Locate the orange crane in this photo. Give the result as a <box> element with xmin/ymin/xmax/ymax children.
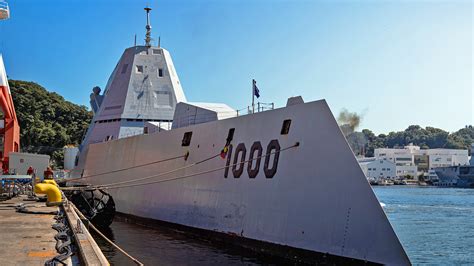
<box><xmin>0</xmin><ymin>1</ymin><xmax>19</xmax><ymax>173</ymax></box>
<box><xmin>0</xmin><ymin>54</ymin><xmax>20</xmax><ymax>174</ymax></box>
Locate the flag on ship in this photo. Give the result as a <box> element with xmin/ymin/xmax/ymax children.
<box><xmin>253</xmin><ymin>79</ymin><xmax>260</xmax><ymax>98</ymax></box>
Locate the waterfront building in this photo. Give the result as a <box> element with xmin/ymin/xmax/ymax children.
<box><xmin>359</xmin><ymin>158</ymin><xmax>396</xmax><ymax>180</ymax></box>
<box><xmin>374</xmin><ymin>144</ymin><xmax>468</xmax><ymax>178</ymax></box>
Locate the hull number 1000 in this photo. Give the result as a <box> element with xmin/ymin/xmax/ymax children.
<box><xmin>224</xmin><ymin>139</ymin><xmax>280</xmax><ymax>179</ymax></box>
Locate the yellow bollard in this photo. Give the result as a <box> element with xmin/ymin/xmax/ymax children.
<box><xmin>34</xmin><ymin>183</ymin><xmax>62</xmax><ymax>206</ymax></box>
<box><xmin>42</xmin><ymin>179</ymin><xmax>58</xmax><ymax>187</ymax></box>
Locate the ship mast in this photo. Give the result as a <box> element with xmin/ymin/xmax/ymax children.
<box><xmin>144</xmin><ymin>6</ymin><xmax>152</xmax><ymax>47</ymax></box>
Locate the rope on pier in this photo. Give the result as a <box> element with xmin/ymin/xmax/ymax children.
<box><xmin>63</xmin><ymin>142</ymin><xmax>300</xmax><ymax>191</ymax></box>
<box><xmin>70</xmin><ymin>203</ymin><xmax>144</xmax><ymax>266</ymax></box>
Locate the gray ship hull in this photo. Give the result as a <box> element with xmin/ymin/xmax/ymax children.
<box><xmin>73</xmin><ymin>99</ymin><xmax>410</xmax><ymax>265</ymax></box>
<box><xmin>435</xmin><ymin>166</ymin><xmax>474</xmax><ymax>188</ymax></box>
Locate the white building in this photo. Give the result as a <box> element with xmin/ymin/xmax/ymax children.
<box><xmin>395</xmin><ymin>165</ymin><xmax>418</xmax><ymax>178</ymax></box>
<box><xmin>9</xmin><ymin>152</ymin><xmax>50</xmax><ymax>179</ymax></box>
<box><xmin>374</xmin><ymin>144</ymin><xmax>469</xmax><ymax>178</ymax></box>
<box><xmin>359</xmin><ymin>158</ymin><xmax>396</xmax><ymax>180</ymax></box>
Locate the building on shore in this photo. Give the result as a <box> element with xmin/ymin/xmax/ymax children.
<box><xmin>357</xmin><ymin>144</ymin><xmax>469</xmax><ymax>181</ymax></box>
<box><xmin>374</xmin><ymin>144</ymin><xmax>468</xmax><ymax>178</ymax></box>
<box><xmin>359</xmin><ymin>158</ymin><xmax>396</xmax><ymax>181</ymax></box>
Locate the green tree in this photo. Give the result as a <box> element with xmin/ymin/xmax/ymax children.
<box><xmin>346</xmin><ymin>125</ymin><xmax>473</xmax><ymax>157</ymax></box>
<box><xmin>9</xmin><ymin>80</ymin><xmax>92</xmax><ymax>167</ymax></box>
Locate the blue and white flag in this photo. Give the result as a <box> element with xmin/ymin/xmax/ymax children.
<box><xmin>253</xmin><ymin>80</ymin><xmax>260</xmax><ymax>98</ymax></box>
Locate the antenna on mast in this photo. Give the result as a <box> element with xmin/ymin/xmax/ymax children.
<box><xmin>144</xmin><ymin>6</ymin><xmax>153</xmax><ymax>47</ymax></box>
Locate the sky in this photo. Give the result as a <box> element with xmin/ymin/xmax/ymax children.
<box><xmin>0</xmin><ymin>0</ymin><xmax>472</xmax><ymax>134</ymax></box>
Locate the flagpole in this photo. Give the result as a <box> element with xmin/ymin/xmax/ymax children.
<box><xmin>252</xmin><ymin>79</ymin><xmax>255</xmax><ymax>113</ymax></box>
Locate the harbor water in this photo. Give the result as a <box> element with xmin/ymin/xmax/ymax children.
<box><xmin>96</xmin><ymin>187</ymin><xmax>474</xmax><ymax>265</ymax></box>
<box><xmin>375</xmin><ymin>187</ymin><xmax>474</xmax><ymax>265</ymax></box>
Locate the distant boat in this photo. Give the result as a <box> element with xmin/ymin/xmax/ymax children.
<box><xmin>434</xmin><ymin>166</ymin><xmax>474</xmax><ymax>188</ymax></box>
<box><xmin>377</xmin><ymin>178</ymin><xmax>394</xmax><ymax>186</ymax></box>
<box><xmin>394</xmin><ymin>180</ymin><xmax>407</xmax><ymax>185</ymax></box>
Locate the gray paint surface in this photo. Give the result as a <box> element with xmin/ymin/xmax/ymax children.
<box><xmin>73</xmin><ymin>42</ymin><xmax>410</xmax><ymax>264</ymax></box>
<box><xmin>80</xmin><ymin>45</ymin><xmax>186</xmax><ymax>148</ymax></box>
<box><xmin>75</xmin><ymin>100</ymin><xmax>410</xmax><ymax>265</ymax></box>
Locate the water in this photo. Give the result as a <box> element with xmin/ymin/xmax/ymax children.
<box><xmin>94</xmin><ymin>220</ymin><xmax>282</xmax><ymax>265</ymax></box>
<box><xmin>373</xmin><ymin>187</ymin><xmax>474</xmax><ymax>265</ymax></box>
<box><xmin>96</xmin><ymin>187</ymin><xmax>474</xmax><ymax>265</ymax></box>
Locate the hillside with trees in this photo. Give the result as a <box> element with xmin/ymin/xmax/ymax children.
<box><xmin>9</xmin><ymin>80</ymin><xmax>92</xmax><ymax>166</ymax></box>
<box><xmin>346</xmin><ymin>125</ymin><xmax>474</xmax><ymax>157</ymax></box>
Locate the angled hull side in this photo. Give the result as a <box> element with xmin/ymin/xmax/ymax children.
<box><xmin>76</xmin><ymin>100</ymin><xmax>410</xmax><ymax>265</ymax></box>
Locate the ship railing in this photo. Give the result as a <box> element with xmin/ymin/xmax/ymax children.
<box><xmin>255</xmin><ymin>102</ymin><xmax>275</xmax><ymax>113</ymax></box>
<box><xmin>237</xmin><ymin>102</ymin><xmax>275</xmax><ymax>116</ymax></box>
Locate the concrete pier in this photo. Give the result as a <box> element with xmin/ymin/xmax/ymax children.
<box><xmin>0</xmin><ymin>195</ymin><xmax>108</xmax><ymax>265</ymax></box>
<box><xmin>0</xmin><ymin>196</ymin><xmax>64</xmax><ymax>265</ymax></box>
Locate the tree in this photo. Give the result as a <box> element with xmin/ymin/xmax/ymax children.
<box><xmin>9</xmin><ymin>80</ymin><xmax>92</xmax><ymax>167</ymax></box>
<box><xmin>346</xmin><ymin>125</ymin><xmax>473</xmax><ymax>157</ymax></box>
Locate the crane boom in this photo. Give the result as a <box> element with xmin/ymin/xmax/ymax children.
<box><xmin>0</xmin><ymin>54</ymin><xmax>20</xmax><ymax>173</ymax></box>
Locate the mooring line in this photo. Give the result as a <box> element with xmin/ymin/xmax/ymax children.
<box><xmin>66</xmin><ymin>153</ymin><xmax>188</xmax><ymax>182</ymax></box>
<box><xmin>70</xmin><ymin>203</ymin><xmax>144</xmax><ymax>266</ymax></box>
<box><xmin>61</xmin><ymin>152</ymin><xmax>222</xmax><ymax>191</ymax></box>
<box><xmin>63</xmin><ymin>142</ymin><xmax>299</xmax><ymax>191</ymax></box>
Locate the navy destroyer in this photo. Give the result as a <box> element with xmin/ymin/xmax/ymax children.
<box><xmin>71</xmin><ymin>7</ymin><xmax>410</xmax><ymax>265</ymax></box>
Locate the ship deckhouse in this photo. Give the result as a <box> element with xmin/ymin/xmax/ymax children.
<box><xmin>82</xmin><ymin>8</ymin><xmax>188</xmax><ymax>147</ymax></box>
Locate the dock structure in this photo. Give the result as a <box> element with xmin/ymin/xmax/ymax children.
<box><xmin>63</xmin><ymin>199</ymin><xmax>109</xmax><ymax>265</ymax></box>
<box><xmin>0</xmin><ymin>195</ymin><xmax>108</xmax><ymax>265</ymax></box>
<box><xmin>0</xmin><ymin>196</ymin><xmax>61</xmax><ymax>265</ymax></box>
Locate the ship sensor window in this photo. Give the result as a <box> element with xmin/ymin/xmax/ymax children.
<box><xmin>121</xmin><ymin>64</ymin><xmax>128</xmax><ymax>74</ymax></box>
<box><xmin>158</xmin><ymin>68</ymin><xmax>163</xmax><ymax>77</ymax></box>
<box><xmin>182</xmin><ymin>132</ymin><xmax>192</xmax><ymax>146</ymax></box>
<box><xmin>281</xmin><ymin>119</ymin><xmax>292</xmax><ymax>135</ymax></box>
<box><xmin>153</xmin><ymin>49</ymin><xmax>161</xmax><ymax>55</ymax></box>
<box><xmin>136</xmin><ymin>65</ymin><xmax>144</xmax><ymax>73</ymax></box>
